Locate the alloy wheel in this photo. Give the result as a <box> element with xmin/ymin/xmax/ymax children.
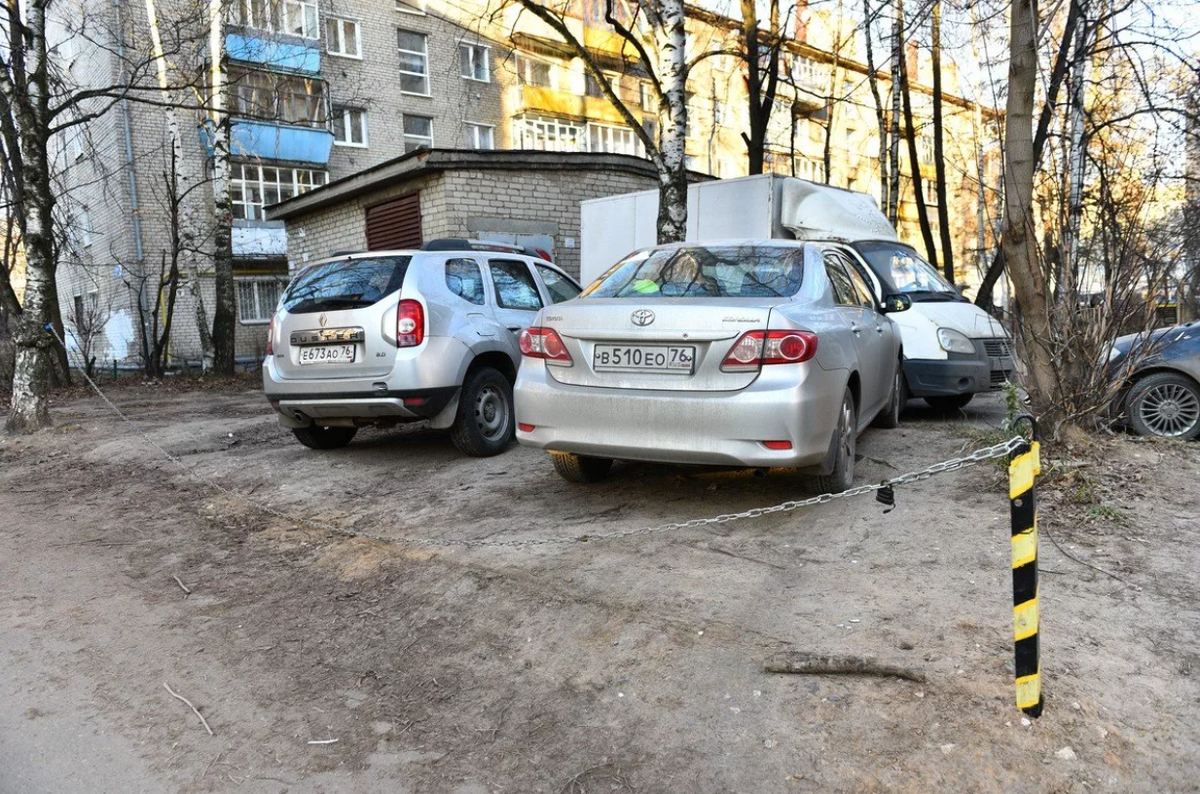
<box><xmin>1138</xmin><ymin>382</ymin><xmax>1200</xmax><ymax>437</ymax></box>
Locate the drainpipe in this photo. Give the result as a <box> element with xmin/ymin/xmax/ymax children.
<box><xmin>113</xmin><ymin>0</ymin><xmax>149</xmax><ymax>349</ymax></box>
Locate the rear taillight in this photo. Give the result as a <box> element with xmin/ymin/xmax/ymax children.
<box><xmin>397</xmin><ymin>300</ymin><xmax>424</xmax><ymax>347</ymax></box>
<box><xmin>518</xmin><ymin>327</ymin><xmax>572</xmax><ymax>365</ymax></box>
<box><xmin>721</xmin><ymin>330</ymin><xmax>818</xmax><ymax>371</ymax></box>
<box><xmin>266</xmin><ymin>316</ymin><xmax>275</xmax><ymax>356</ymax></box>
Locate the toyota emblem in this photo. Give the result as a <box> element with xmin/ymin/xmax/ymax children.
<box><xmin>319</xmin><ymin>313</ymin><xmax>328</xmax><ymax>327</ymax></box>
<box><xmin>631</xmin><ymin>309</ymin><xmax>656</xmax><ymax>326</ymax></box>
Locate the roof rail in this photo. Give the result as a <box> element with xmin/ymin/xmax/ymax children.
<box><xmin>328</xmin><ymin>250</ymin><xmax>366</xmax><ymax>257</ymax></box>
<box><xmin>420</xmin><ymin>238</ymin><xmax>553</xmax><ymax>262</ymax></box>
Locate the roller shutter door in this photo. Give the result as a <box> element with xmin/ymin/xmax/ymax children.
<box><xmin>365</xmin><ymin>193</ymin><xmax>422</xmax><ymax>250</ymax></box>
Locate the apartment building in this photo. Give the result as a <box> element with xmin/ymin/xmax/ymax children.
<box><xmin>52</xmin><ymin>0</ymin><xmax>1000</xmax><ymax>366</ymax></box>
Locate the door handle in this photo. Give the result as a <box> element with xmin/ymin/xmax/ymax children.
<box><xmin>850</xmin><ymin>324</ymin><xmax>862</xmax><ymax>336</ymax></box>
<box><xmin>875</xmin><ymin>325</ymin><xmax>884</xmax><ymax>334</ymax></box>
<box><xmin>506</xmin><ymin>325</ymin><xmax>521</xmax><ymax>332</ymax></box>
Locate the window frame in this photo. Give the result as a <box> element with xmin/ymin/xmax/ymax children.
<box><xmin>535</xmin><ymin>264</ymin><xmax>581</xmax><ymax>305</ymax></box>
<box><xmin>444</xmin><ymin>257</ymin><xmax>487</xmax><ymax>306</ymax></box>
<box><xmin>395</xmin><ymin>0</ymin><xmax>426</xmax><ymax>15</ymax></box>
<box><xmin>402</xmin><ymin>114</ymin><xmax>434</xmax><ymax>152</ymax></box>
<box><xmin>230</xmin><ymin>163</ymin><xmax>328</xmax><ymax>221</ymax></box>
<box><xmin>397</xmin><ymin>28</ymin><xmax>430</xmax><ymax>96</ymax></box>
<box><xmin>237</xmin><ymin>277</ymin><xmax>285</xmax><ymax>325</ymax></box>
<box><xmin>331</xmin><ymin>106</ymin><xmax>368</xmax><ymax>148</ymax></box>
<box><xmin>487</xmin><ymin>258</ymin><xmax>544</xmax><ymax>312</ymax></box>
<box><xmin>464</xmin><ymin>121</ymin><xmax>495</xmax><ymax>150</ymax></box>
<box><xmin>325</xmin><ymin>16</ymin><xmax>361</xmax><ymax>59</ymax></box>
<box><xmin>458</xmin><ymin>42</ymin><xmax>490</xmax><ymax>83</ymax></box>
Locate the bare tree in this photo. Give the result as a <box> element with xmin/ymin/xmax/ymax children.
<box><xmin>510</xmin><ymin>0</ymin><xmax>689</xmax><ymax>242</ymax></box>
<box><xmin>929</xmin><ymin>0</ymin><xmax>953</xmax><ymax>283</ymax></box>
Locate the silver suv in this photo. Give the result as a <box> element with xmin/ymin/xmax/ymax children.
<box><xmin>262</xmin><ymin>240</ymin><xmax>582</xmax><ymax>455</ymax></box>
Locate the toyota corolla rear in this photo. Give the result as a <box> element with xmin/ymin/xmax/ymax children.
<box><xmin>514</xmin><ymin>243</ymin><xmax>845</xmax><ymax>469</ymax></box>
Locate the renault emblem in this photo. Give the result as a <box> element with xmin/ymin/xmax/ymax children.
<box><xmin>631</xmin><ymin>309</ymin><xmax>655</xmax><ymax>326</ymax></box>
<box><xmin>319</xmin><ymin>313</ymin><xmax>328</xmax><ymax>328</ymax></box>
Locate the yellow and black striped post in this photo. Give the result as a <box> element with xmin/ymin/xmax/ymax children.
<box><xmin>1009</xmin><ymin>415</ymin><xmax>1043</xmax><ymax>718</ymax></box>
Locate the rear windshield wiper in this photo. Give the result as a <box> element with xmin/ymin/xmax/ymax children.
<box><xmin>288</xmin><ymin>297</ymin><xmax>376</xmax><ymax>312</ymax></box>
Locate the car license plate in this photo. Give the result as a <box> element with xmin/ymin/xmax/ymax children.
<box><xmin>593</xmin><ymin>344</ymin><xmax>695</xmax><ymax>373</ymax></box>
<box><xmin>298</xmin><ymin>344</ymin><xmax>355</xmax><ymax>365</ymax></box>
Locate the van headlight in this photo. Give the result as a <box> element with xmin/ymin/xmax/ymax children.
<box><xmin>937</xmin><ymin>327</ymin><xmax>976</xmax><ymax>354</ymax></box>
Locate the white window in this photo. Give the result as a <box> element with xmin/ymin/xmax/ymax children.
<box><xmin>795</xmin><ymin>156</ymin><xmax>825</xmax><ymax>183</ymax></box>
<box><xmin>65</xmin><ymin>126</ymin><xmax>85</xmax><ymax>163</ymax></box>
<box><xmin>77</xmin><ymin>208</ymin><xmax>93</xmax><ymax>247</ymax></box>
<box><xmin>397</xmin><ymin>29</ymin><xmax>429</xmax><ymax>95</ymax></box>
<box><xmin>230</xmin><ymin>164</ymin><xmax>327</xmax><ymax>221</ymax></box>
<box><xmin>792</xmin><ymin>55</ymin><xmax>822</xmax><ymax>90</ymax></box>
<box><xmin>918</xmin><ymin>132</ymin><xmax>935</xmax><ymax>165</ymax></box>
<box><xmin>459</xmin><ymin>43</ymin><xmax>489</xmax><ymax>82</ymax></box>
<box><xmin>326</xmin><ymin>17</ymin><xmax>360</xmax><ymax>58</ymax></box>
<box><xmin>464</xmin><ymin>122</ymin><xmax>494</xmax><ymax>150</ymax></box>
<box><xmin>586</xmin><ymin>122</ymin><xmax>642</xmax><ymax>156</ymax></box>
<box><xmin>639</xmin><ymin>82</ymin><xmax>654</xmax><ymax>111</ymax></box>
<box><xmin>515</xmin><ymin>53</ymin><xmax>569</xmax><ymax>92</ymax></box>
<box><xmin>237</xmin><ymin>279</ymin><xmax>284</xmax><ymax>324</ymax></box>
<box><xmin>403</xmin><ymin>115</ymin><xmax>433</xmax><ymax>152</ymax></box>
<box><xmin>395</xmin><ymin>0</ymin><xmax>425</xmax><ymax>14</ymax></box>
<box><xmin>232</xmin><ymin>0</ymin><xmax>318</xmax><ymax>38</ymax></box>
<box><xmin>331</xmin><ymin>107</ymin><xmax>368</xmax><ymax>147</ymax></box>
<box><xmin>512</xmin><ymin>114</ymin><xmax>585</xmax><ymax>152</ymax></box>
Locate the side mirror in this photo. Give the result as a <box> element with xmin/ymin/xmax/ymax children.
<box><xmin>882</xmin><ymin>294</ymin><xmax>912</xmax><ymax>313</ymax></box>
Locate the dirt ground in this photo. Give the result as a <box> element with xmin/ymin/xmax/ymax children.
<box><xmin>1</xmin><ymin>382</ymin><xmax>1198</xmax><ymax>794</ymax></box>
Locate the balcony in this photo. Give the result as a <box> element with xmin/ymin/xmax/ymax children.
<box><xmin>232</xmin><ymin>222</ymin><xmax>288</xmax><ymax>259</ymax></box>
<box><xmin>225</xmin><ymin>33</ymin><xmax>320</xmax><ymax>74</ymax></box>
<box><xmin>511</xmin><ymin>84</ymin><xmax>629</xmax><ymax>126</ymax></box>
<box><xmin>200</xmin><ymin>119</ymin><xmax>333</xmax><ymax>165</ymax></box>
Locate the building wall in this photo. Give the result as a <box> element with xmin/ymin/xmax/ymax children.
<box><xmin>284</xmin><ymin>166</ymin><xmax>660</xmax><ymax>280</ymax></box>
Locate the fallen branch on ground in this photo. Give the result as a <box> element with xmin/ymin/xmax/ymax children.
<box><xmin>172</xmin><ymin>575</ymin><xmax>192</xmax><ymax>596</ymax></box>
<box><xmin>163</xmin><ymin>682</ymin><xmax>214</xmax><ymax>735</ymax></box>
<box><xmin>763</xmin><ymin>653</ymin><xmax>927</xmax><ymax>683</ymax></box>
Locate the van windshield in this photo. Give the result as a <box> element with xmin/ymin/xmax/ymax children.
<box><xmin>852</xmin><ymin>242</ymin><xmax>964</xmax><ymax>302</ymax></box>
<box><xmin>283</xmin><ymin>256</ymin><xmax>411</xmax><ymax>314</ymax></box>
<box><xmin>582</xmin><ymin>244</ymin><xmax>810</xmax><ymax>299</ymax></box>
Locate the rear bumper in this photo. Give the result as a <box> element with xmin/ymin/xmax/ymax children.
<box><xmin>267</xmin><ymin>387</ymin><xmax>458</xmax><ymax>426</ymax></box>
<box><xmin>904</xmin><ymin>340</ymin><xmax>1015</xmax><ymax>397</ymax></box>
<box><xmin>514</xmin><ymin>362</ymin><xmax>844</xmax><ymax>469</ymax></box>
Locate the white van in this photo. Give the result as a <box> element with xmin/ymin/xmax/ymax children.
<box><xmin>580</xmin><ymin>174</ymin><xmax>1014</xmax><ymax>409</ymax></box>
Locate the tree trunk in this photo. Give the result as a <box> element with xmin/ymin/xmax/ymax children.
<box><xmin>1002</xmin><ymin>0</ymin><xmax>1061</xmax><ymax>425</ymax></box>
<box><xmin>742</xmin><ymin>0</ymin><xmax>764</xmax><ymax>175</ymax></box>
<box><xmin>975</xmin><ymin>0</ymin><xmax>1087</xmax><ymax>311</ymax></box>
<box><xmin>863</xmin><ymin>0</ymin><xmax>888</xmax><ymax>210</ymax></box>
<box><xmin>931</xmin><ymin>0</ymin><xmax>954</xmax><ymax>284</ymax></box>
<box><xmin>886</xmin><ymin>0</ymin><xmax>903</xmax><ymax>227</ymax></box>
<box><xmin>900</xmin><ymin>56</ymin><xmax>938</xmax><ymax>270</ymax></box>
<box><xmin>208</xmin><ymin>0</ymin><xmax>236</xmax><ymax>376</ymax></box>
<box><xmin>654</xmin><ymin>0</ymin><xmax>689</xmax><ymax>243</ymax></box>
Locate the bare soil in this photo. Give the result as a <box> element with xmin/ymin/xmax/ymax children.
<box><xmin>1</xmin><ymin>384</ymin><xmax>1198</xmax><ymax>793</ymax></box>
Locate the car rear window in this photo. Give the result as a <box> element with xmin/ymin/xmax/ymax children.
<box><xmin>581</xmin><ymin>244</ymin><xmax>812</xmax><ymax>299</ymax></box>
<box><xmin>282</xmin><ymin>256</ymin><xmax>411</xmax><ymax>314</ymax></box>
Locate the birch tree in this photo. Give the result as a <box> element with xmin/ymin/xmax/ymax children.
<box><xmin>510</xmin><ymin>0</ymin><xmax>689</xmax><ymax>243</ymax></box>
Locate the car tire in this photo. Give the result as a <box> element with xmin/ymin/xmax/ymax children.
<box><xmin>1126</xmin><ymin>372</ymin><xmax>1200</xmax><ymax>440</ymax></box>
<box><xmin>925</xmin><ymin>393</ymin><xmax>973</xmax><ymax>411</ymax></box>
<box><xmin>872</xmin><ymin>363</ymin><xmax>906</xmax><ymax>429</ymax></box>
<box><xmin>450</xmin><ymin>366</ymin><xmax>515</xmax><ymax>457</ymax></box>
<box><xmin>550</xmin><ymin>452</ymin><xmax>614</xmax><ymax>484</ymax></box>
<box><xmin>815</xmin><ymin>386</ymin><xmax>856</xmax><ymax>493</ymax></box>
<box><xmin>292</xmin><ymin>425</ymin><xmax>357</xmax><ymax>450</ymax></box>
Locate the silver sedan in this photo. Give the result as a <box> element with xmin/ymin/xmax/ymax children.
<box><xmin>514</xmin><ymin>240</ymin><xmax>910</xmax><ymax>488</ymax></box>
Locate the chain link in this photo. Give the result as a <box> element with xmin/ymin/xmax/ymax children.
<box><xmin>45</xmin><ymin>325</ymin><xmax>1027</xmax><ymax>550</ymax></box>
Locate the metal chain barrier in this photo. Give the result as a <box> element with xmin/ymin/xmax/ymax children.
<box><xmin>45</xmin><ymin>325</ymin><xmax>1028</xmax><ymax>550</ymax></box>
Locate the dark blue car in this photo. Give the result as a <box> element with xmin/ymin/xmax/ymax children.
<box><xmin>1107</xmin><ymin>322</ymin><xmax>1200</xmax><ymax>439</ymax></box>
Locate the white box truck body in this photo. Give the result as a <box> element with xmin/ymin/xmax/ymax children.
<box><xmin>580</xmin><ymin>174</ymin><xmax>1015</xmax><ymax>405</ymax></box>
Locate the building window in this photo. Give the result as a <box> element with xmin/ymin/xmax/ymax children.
<box><xmin>397</xmin><ymin>29</ymin><xmax>429</xmax><ymax>95</ymax></box>
<box><xmin>792</xmin><ymin>55</ymin><xmax>823</xmax><ymax>91</ymax></box>
<box><xmin>230</xmin><ymin>68</ymin><xmax>326</xmax><ymax>126</ymax></box>
<box><xmin>326</xmin><ymin>17</ymin><xmax>360</xmax><ymax>58</ymax></box>
<box><xmin>923</xmin><ymin>178</ymin><xmax>939</xmax><ymax>206</ymax></box>
<box><xmin>918</xmin><ymin>132</ymin><xmax>935</xmax><ymax>164</ymax></box>
<box><xmin>75</xmin><ymin>207</ymin><xmax>93</xmax><ymax>248</ymax></box>
<box><xmin>331</xmin><ymin>107</ymin><xmax>367</xmax><ymax>147</ymax></box>
<box><xmin>237</xmin><ymin>278</ymin><xmax>284</xmax><ymax>324</ymax></box>
<box><xmin>459</xmin><ymin>43</ymin><xmax>489</xmax><ymax>82</ymax></box>
<box><xmin>232</xmin><ymin>0</ymin><xmax>318</xmax><ymax>39</ymax></box>
<box><xmin>795</xmin><ymin>156</ymin><xmax>825</xmax><ymax>183</ymax></box>
<box><xmin>464</xmin><ymin>122</ymin><xmax>494</xmax><ymax>150</ymax></box>
<box><xmin>585</xmin><ymin>71</ymin><xmax>618</xmax><ymax>99</ymax></box>
<box><xmin>587</xmin><ymin>122</ymin><xmax>641</xmax><ymax>156</ymax></box>
<box><xmin>515</xmin><ymin>53</ymin><xmax>559</xmax><ymax>90</ymax></box>
<box><xmin>640</xmin><ymin>82</ymin><xmax>654</xmax><ymax>111</ymax></box>
<box><xmin>512</xmin><ymin>114</ymin><xmax>585</xmax><ymax>152</ymax></box>
<box><xmin>230</xmin><ymin>163</ymin><xmax>327</xmax><ymax>221</ymax></box>
<box><xmin>402</xmin><ymin>115</ymin><xmax>433</xmax><ymax>152</ymax></box>
<box><xmin>395</xmin><ymin>0</ymin><xmax>425</xmax><ymax>14</ymax></box>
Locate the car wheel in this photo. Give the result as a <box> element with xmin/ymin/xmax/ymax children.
<box><xmin>450</xmin><ymin>366</ymin><xmax>515</xmax><ymax>457</ymax></box>
<box><xmin>925</xmin><ymin>393</ymin><xmax>973</xmax><ymax>411</ymax></box>
<box><xmin>872</xmin><ymin>364</ymin><xmax>906</xmax><ymax>429</ymax></box>
<box><xmin>550</xmin><ymin>452</ymin><xmax>614</xmax><ymax>484</ymax></box>
<box><xmin>1126</xmin><ymin>372</ymin><xmax>1200</xmax><ymax>440</ymax></box>
<box><xmin>292</xmin><ymin>425</ymin><xmax>357</xmax><ymax>450</ymax></box>
<box><xmin>815</xmin><ymin>387</ymin><xmax>856</xmax><ymax>493</ymax></box>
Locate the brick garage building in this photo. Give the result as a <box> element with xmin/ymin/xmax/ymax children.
<box><xmin>267</xmin><ymin>149</ymin><xmax>695</xmax><ymax>279</ymax></box>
